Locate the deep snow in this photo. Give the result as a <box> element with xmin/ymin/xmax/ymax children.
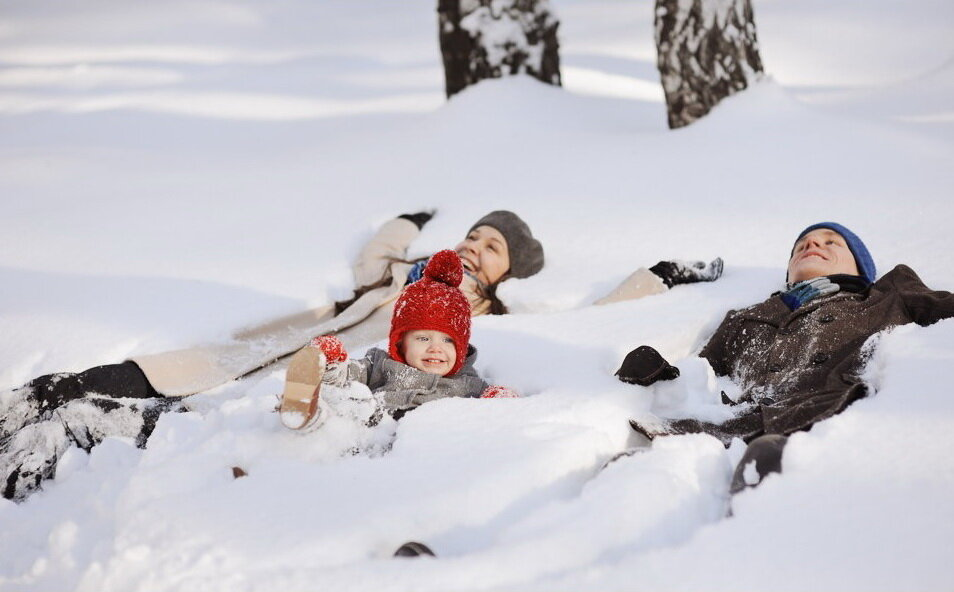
<box><xmin>1</xmin><ymin>0</ymin><xmax>953</xmax><ymax>590</ymax></box>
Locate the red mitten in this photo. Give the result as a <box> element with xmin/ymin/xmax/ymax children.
<box><xmin>308</xmin><ymin>335</ymin><xmax>348</xmax><ymax>365</ymax></box>
<box><xmin>481</xmin><ymin>385</ymin><xmax>519</xmax><ymax>399</ymax></box>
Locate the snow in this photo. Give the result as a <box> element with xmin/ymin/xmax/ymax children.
<box><xmin>1</xmin><ymin>0</ymin><xmax>953</xmax><ymax>590</ymax></box>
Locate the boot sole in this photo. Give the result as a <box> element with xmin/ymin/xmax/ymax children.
<box><xmin>279</xmin><ymin>346</ymin><xmax>326</xmax><ymax>430</ymax></box>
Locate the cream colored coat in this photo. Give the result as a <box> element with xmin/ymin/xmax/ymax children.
<box><xmin>593</xmin><ymin>267</ymin><xmax>669</xmax><ymax>305</ymax></box>
<box><xmin>133</xmin><ymin>218</ymin><xmax>490</xmax><ymax>397</ymax></box>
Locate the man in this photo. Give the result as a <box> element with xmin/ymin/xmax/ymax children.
<box><xmin>619</xmin><ymin>222</ymin><xmax>954</xmax><ymax>494</ymax></box>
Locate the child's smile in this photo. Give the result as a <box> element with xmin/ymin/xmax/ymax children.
<box><xmin>400</xmin><ymin>329</ymin><xmax>458</xmax><ymax>376</ymax></box>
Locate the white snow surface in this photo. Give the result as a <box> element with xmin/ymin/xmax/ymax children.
<box><xmin>1</xmin><ymin>0</ymin><xmax>953</xmax><ymax>590</ymax></box>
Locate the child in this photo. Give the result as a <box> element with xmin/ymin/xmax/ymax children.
<box><xmin>279</xmin><ymin>250</ymin><xmax>514</xmax><ymax>431</ymax></box>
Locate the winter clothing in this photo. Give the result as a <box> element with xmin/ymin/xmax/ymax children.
<box><xmin>19</xmin><ymin>213</ymin><xmax>519</xmax><ymax>401</ymax></box>
<box><xmin>397</xmin><ymin>210</ymin><xmax>435</xmax><ymax>230</ymax></box>
<box><xmin>729</xmin><ymin>434</ymin><xmax>788</xmax><ymax>495</ymax></box>
<box><xmin>132</xmin><ymin>217</ymin><xmax>425</xmax><ymax>396</ymax></box>
<box><xmin>649</xmin><ymin>258</ymin><xmax>724</xmax><ymax>289</ymax></box>
<box><xmin>347</xmin><ymin>346</ymin><xmax>489</xmax><ymax>415</ymax></box>
<box><xmin>469</xmin><ymin>210</ymin><xmax>544</xmax><ymax>279</ymax></box>
<box><xmin>594</xmin><ymin>258</ymin><xmax>724</xmax><ymax>306</ymax></box>
<box><xmin>663</xmin><ymin>265</ymin><xmax>954</xmax><ymax>445</ymax></box>
<box><xmin>780</xmin><ymin>274</ymin><xmax>870</xmax><ymax>311</ymax></box>
<box><xmin>615</xmin><ymin>346</ymin><xmax>681</xmax><ymax>386</ymax></box>
<box><xmin>1</xmin><ymin>395</ymin><xmax>183</xmax><ymax>501</ymax></box>
<box><xmin>594</xmin><ymin>268</ymin><xmax>669</xmax><ymax>305</ymax></box>
<box><xmin>126</xmin><ymin>217</ymin><xmax>502</xmax><ymax>396</ymax></box>
<box><xmin>791</xmin><ymin>222</ymin><xmax>876</xmax><ymax>284</ymax></box>
<box><xmin>1</xmin><ymin>361</ymin><xmax>157</xmax><ymax>445</ymax></box>
<box><xmin>780</xmin><ymin>276</ymin><xmax>841</xmax><ymax>310</ymax></box>
<box><xmin>389</xmin><ymin>250</ymin><xmax>472</xmax><ymax>377</ymax></box>
<box><xmin>406</xmin><ymin>259</ymin><xmax>428</xmax><ymax>284</ymax></box>
<box><xmin>280</xmin><ymin>331</ymin><xmax>500</xmax><ymax>431</ymax></box>
<box><xmin>480</xmin><ymin>385</ymin><xmax>518</xmax><ymax>398</ymax></box>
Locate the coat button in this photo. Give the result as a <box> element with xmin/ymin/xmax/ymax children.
<box><xmin>761</xmin><ymin>397</ymin><xmax>776</xmax><ymax>406</ymax></box>
<box><xmin>769</xmin><ymin>362</ymin><xmax>784</xmax><ymax>372</ymax></box>
<box><xmin>812</xmin><ymin>352</ymin><xmax>830</xmax><ymax>364</ymax></box>
<box><xmin>819</xmin><ymin>314</ymin><xmax>834</xmax><ymax>323</ymax></box>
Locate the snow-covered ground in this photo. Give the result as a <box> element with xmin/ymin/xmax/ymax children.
<box><xmin>1</xmin><ymin>0</ymin><xmax>953</xmax><ymax>590</ymax></box>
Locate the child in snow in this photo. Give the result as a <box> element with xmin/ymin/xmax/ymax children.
<box><xmin>279</xmin><ymin>250</ymin><xmax>513</xmax><ymax>432</ymax></box>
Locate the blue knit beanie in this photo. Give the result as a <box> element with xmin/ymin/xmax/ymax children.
<box><xmin>790</xmin><ymin>222</ymin><xmax>876</xmax><ymax>284</ymax></box>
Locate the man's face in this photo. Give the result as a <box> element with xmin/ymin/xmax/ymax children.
<box><xmin>788</xmin><ymin>228</ymin><xmax>860</xmax><ymax>284</ymax></box>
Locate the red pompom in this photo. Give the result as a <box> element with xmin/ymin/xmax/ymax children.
<box><xmin>424</xmin><ymin>249</ymin><xmax>463</xmax><ymax>287</ymax></box>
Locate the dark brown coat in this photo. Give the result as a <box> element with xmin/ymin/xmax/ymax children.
<box><xmin>674</xmin><ymin>265</ymin><xmax>954</xmax><ymax>444</ymax></box>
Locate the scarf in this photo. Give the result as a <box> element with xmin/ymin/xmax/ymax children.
<box><xmin>781</xmin><ymin>274</ymin><xmax>870</xmax><ymax>310</ymax></box>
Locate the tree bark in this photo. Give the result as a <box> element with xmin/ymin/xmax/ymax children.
<box><xmin>438</xmin><ymin>0</ymin><xmax>561</xmax><ymax>98</ymax></box>
<box><xmin>655</xmin><ymin>0</ymin><xmax>764</xmax><ymax>128</ymax></box>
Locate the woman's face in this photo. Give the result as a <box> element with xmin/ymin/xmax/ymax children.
<box><xmin>455</xmin><ymin>225</ymin><xmax>511</xmax><ymax>285</ymax></box>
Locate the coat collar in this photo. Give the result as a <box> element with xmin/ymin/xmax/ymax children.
<box><xmin>737</xmin><ymin>290</ymin><xmax>861</xmax><ymax>325</ymax></box>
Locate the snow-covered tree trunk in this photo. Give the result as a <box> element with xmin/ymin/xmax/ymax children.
<box><xmin>438</xmin><ymin>0</ymin><xmax>561</xmax><ymax>98</ymax></box>
<box><xmin>655</xmin><ymin>0</ymin><xmax>763</xmax><ymax>129</ymax></box>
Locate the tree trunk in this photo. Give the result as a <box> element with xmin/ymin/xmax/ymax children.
<box><xmin>655</xmin><ymin>0</ymin><xmax>764</xmax><ymax>129</ymax></box>
<box><xmin>438</xmin><ymin>0</ymin><xmax>562</xmax><ymax>98</ymax></box>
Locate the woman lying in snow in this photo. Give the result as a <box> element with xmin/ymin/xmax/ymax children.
<box><xmin>0</xmin><ymin>209</ymin><xmax>540</xmax><ymax>501</ymax></box>
<box><xmin>278</xmin><ymin>250</ymin><xmax>514</xmax><ymax>434</ymax></box>
<box><xmin>619</xmin><ymin>222</ymin><xmax>954</xmax><ymax>495</ymax></box>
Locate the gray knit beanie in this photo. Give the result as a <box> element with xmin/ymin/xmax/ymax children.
<box><xmin>469</xmin><ymin>210</ymin><xmax>544</xmax><ymax>280</ymax></box>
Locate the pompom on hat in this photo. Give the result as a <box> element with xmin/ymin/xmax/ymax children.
<box><xmin>789</xmin><ymin>222</ymin><xmax>876</xmax><ymax>284</ymax></box>
<box><xmin>389</xmin><ymin>249</ymin><xmax>471</xmax><ymax>376</ymax></box>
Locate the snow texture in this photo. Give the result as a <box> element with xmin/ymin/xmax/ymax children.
<box><xmin>1</xmin><ymin>0</ymin><xmax>954</xmax><ymax>590</ymax></box>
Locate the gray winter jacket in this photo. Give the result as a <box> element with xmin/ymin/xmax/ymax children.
<box><xmin>348</xmin><ymin>346</ymin><xmax>489</xmax><ymax>414</ymax></box>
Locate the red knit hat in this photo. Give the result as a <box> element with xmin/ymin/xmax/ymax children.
<box><xmin>389</xmin><ymin>249</ymin><xmax>471</xmax><ymax>376</ymax></box>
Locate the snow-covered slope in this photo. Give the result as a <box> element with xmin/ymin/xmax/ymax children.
<box><xmin>1</xmin><ymin>0</ymin><xmax>952</xmax><ymax>590</ymax></box>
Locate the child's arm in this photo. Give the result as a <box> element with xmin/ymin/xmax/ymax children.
<box><xmin>344</xmin><ymin>351</ymin><xmax>376</xmax><ymax>386</ymax></box>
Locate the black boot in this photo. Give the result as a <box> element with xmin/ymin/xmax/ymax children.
<box><xmin>0</xmin><ymin>384</ymin><xmax>51</xmax><ymax>446</ymax></box>
<box><xmin>1</xmin><ymin>419</ymin><xmax>71</xmax><ymax>502</ymax></box>
<box><xmin>650</xmin><ymin>258</ymin><xmax>724</xmax><ymax>288</ymax></box>
<box><xmin>730</xmin><ymin>434</ymin><xmax>788</xmax><ymax>495</ymax></box>
<box><xmin>1</xmin><ymin>395</ymin><xmax>184</xmax><ymax>502</ymax></box>
<box><xmin>393</xmin><ymin>541</ymin><xmax>436</xmax><ymax>558</ymax></box>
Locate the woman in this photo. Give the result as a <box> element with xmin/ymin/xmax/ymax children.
<box><xmin>0</xmin><ymin>210</ymin><xmax>544</xmax><ymax>500</ymax></box>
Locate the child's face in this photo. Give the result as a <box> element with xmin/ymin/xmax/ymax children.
<box><xmin>400</xmin><ymin>329</ymin><xmax>457</xmax><ymax>376</ymax></box>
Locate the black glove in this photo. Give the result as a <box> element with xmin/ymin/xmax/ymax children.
<box><xmin>615</xmin><ymin>345</ymin><xmax>680</xmax><ymax>386</ymax></box>
<box><xmin>649</xmin><ymin>258</ymin><xmax>723</xmax><ymax>288</ymax></box>
<box><xmin>398</xmin><ymin>210</ymin><xmax>435</xmax><ymax>230</ymax></box>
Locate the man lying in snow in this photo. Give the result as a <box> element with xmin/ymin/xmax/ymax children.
<box><xmin>620</xmin><ymin>222</ymin><xmax>954</xmax><ymax>494</ymax></box>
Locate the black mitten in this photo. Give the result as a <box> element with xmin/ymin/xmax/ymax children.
<box><xmin>398</xmin><ymin>210</ymin><xmax>435</xmax><ymax>230</ymax></box>
<box><xmin>649</xmin><ymin>258</ymin><xmax>723</xmax><ymax>288</ymax></box>
<box><xmin>615</xmin><ymin>345</ymin><xmax>680</xmax><ymax>386</ymax></box>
